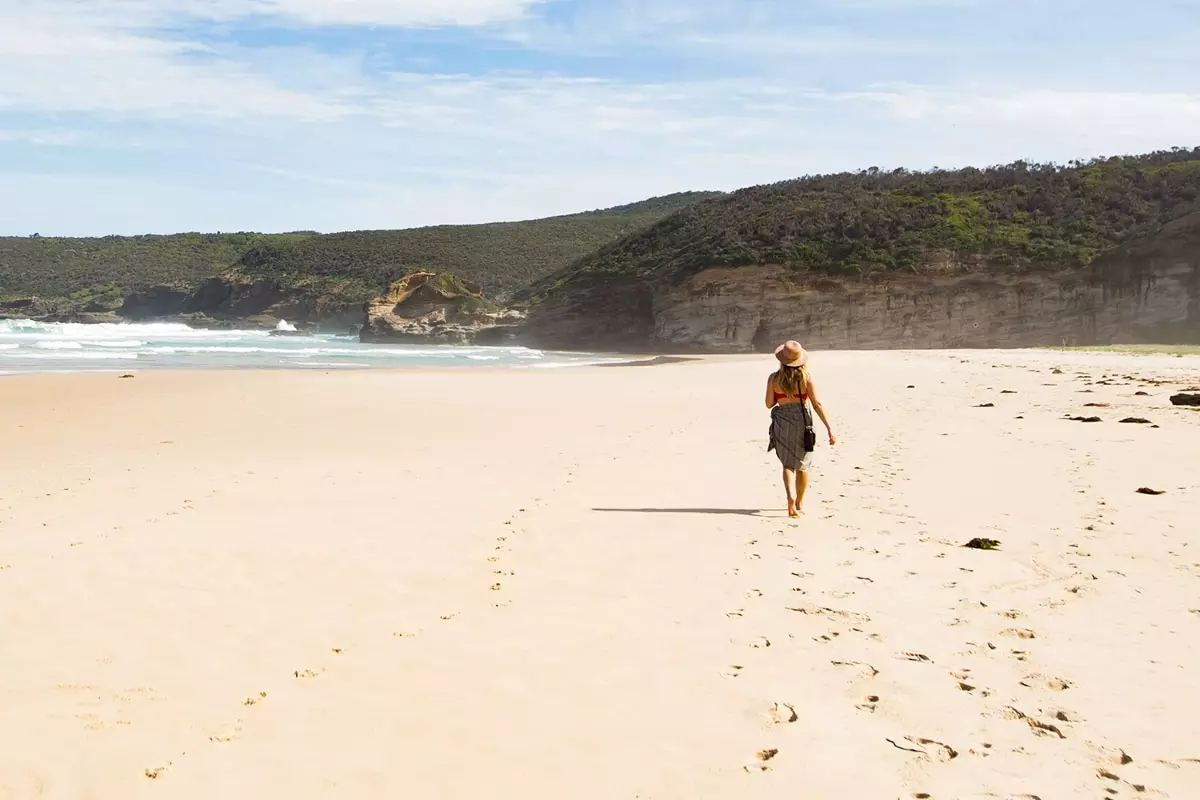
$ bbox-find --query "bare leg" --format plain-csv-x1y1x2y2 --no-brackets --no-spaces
795,468,810,514
783,468,797,517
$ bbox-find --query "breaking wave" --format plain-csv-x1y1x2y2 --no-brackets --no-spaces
0,319,604,374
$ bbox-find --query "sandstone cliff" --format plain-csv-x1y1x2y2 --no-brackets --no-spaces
360,272,523,345
521,213,1200,353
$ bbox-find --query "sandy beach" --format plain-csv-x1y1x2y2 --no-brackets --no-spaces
2,351,1198,799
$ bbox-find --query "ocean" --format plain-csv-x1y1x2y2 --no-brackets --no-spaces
0,319,618,375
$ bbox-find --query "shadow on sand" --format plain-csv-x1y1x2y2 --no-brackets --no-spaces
592,508,767,516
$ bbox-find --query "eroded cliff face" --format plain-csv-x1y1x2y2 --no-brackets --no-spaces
522,215,1200,353
650,262,1195,352
520,275,656,352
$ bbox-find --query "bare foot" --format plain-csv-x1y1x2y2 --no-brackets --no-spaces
787,499,798,518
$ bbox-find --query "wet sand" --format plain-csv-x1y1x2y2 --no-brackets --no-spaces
1,351,1198,799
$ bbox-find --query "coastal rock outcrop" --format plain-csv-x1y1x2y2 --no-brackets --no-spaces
114,276,368,331
360,272,524,345
119,286,190,320
522,214,1200,353
0,297,58,320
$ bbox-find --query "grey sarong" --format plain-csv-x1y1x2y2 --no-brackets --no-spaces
768,402,814,470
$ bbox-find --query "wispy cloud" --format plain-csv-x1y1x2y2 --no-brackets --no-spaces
3,0,552,29
0,129,79,146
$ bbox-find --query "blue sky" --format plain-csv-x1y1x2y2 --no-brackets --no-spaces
1,0,1197,236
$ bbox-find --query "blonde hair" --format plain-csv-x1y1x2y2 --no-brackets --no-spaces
773,364,808,397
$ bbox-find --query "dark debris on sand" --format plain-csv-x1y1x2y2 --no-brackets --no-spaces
964,538,1001,551
1136,488,1167,496
1066,416,1103,423
1170,393,1200,407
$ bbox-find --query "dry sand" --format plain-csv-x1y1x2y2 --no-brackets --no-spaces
1,351,1198,799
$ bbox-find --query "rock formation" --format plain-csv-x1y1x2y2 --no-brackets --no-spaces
360,272,524,345
522,214,1200,353
115,276,368,330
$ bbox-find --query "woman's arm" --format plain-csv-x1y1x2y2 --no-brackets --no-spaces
765,376,777,409
808,377,837,445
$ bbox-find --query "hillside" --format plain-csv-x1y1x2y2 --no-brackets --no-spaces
524,149,1200,299
522,149,1200,352
0,192,719,309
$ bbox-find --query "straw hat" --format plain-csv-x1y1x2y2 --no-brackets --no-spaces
774,340,808,368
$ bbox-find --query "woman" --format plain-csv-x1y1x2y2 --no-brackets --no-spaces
765,341,836,517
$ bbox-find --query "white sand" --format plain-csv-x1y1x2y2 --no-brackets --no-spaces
1,351,1198,799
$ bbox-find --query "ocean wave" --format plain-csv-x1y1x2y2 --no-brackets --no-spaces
0,319,269,340
142,345,547,360
33,341,85,350
0,351,139,361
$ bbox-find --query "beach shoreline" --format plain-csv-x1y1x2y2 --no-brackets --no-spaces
1,351,1198,799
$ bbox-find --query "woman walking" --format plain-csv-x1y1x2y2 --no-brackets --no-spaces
765,341,836,517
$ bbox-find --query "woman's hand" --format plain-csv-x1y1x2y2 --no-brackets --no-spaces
828,432,838,446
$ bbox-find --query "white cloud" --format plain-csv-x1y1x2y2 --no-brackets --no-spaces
499,0,935,57
851,86,1200,144
2,0,550,29
0,129,78,146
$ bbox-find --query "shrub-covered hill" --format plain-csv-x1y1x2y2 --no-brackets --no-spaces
0,192,719,305
523,148,1200,300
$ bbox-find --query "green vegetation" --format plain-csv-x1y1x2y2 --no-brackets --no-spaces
0,193,718,305
527,148,1200,298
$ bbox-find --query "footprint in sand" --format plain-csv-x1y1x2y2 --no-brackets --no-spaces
1001,628,1037,640
766,702,798,724
856,695,880,713
831,660,879,678
743,749,779,772
1003,707,1067,739
1020,674,1072,691
788,606,871,625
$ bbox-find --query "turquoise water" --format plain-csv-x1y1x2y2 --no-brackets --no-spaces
0,319,617,374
